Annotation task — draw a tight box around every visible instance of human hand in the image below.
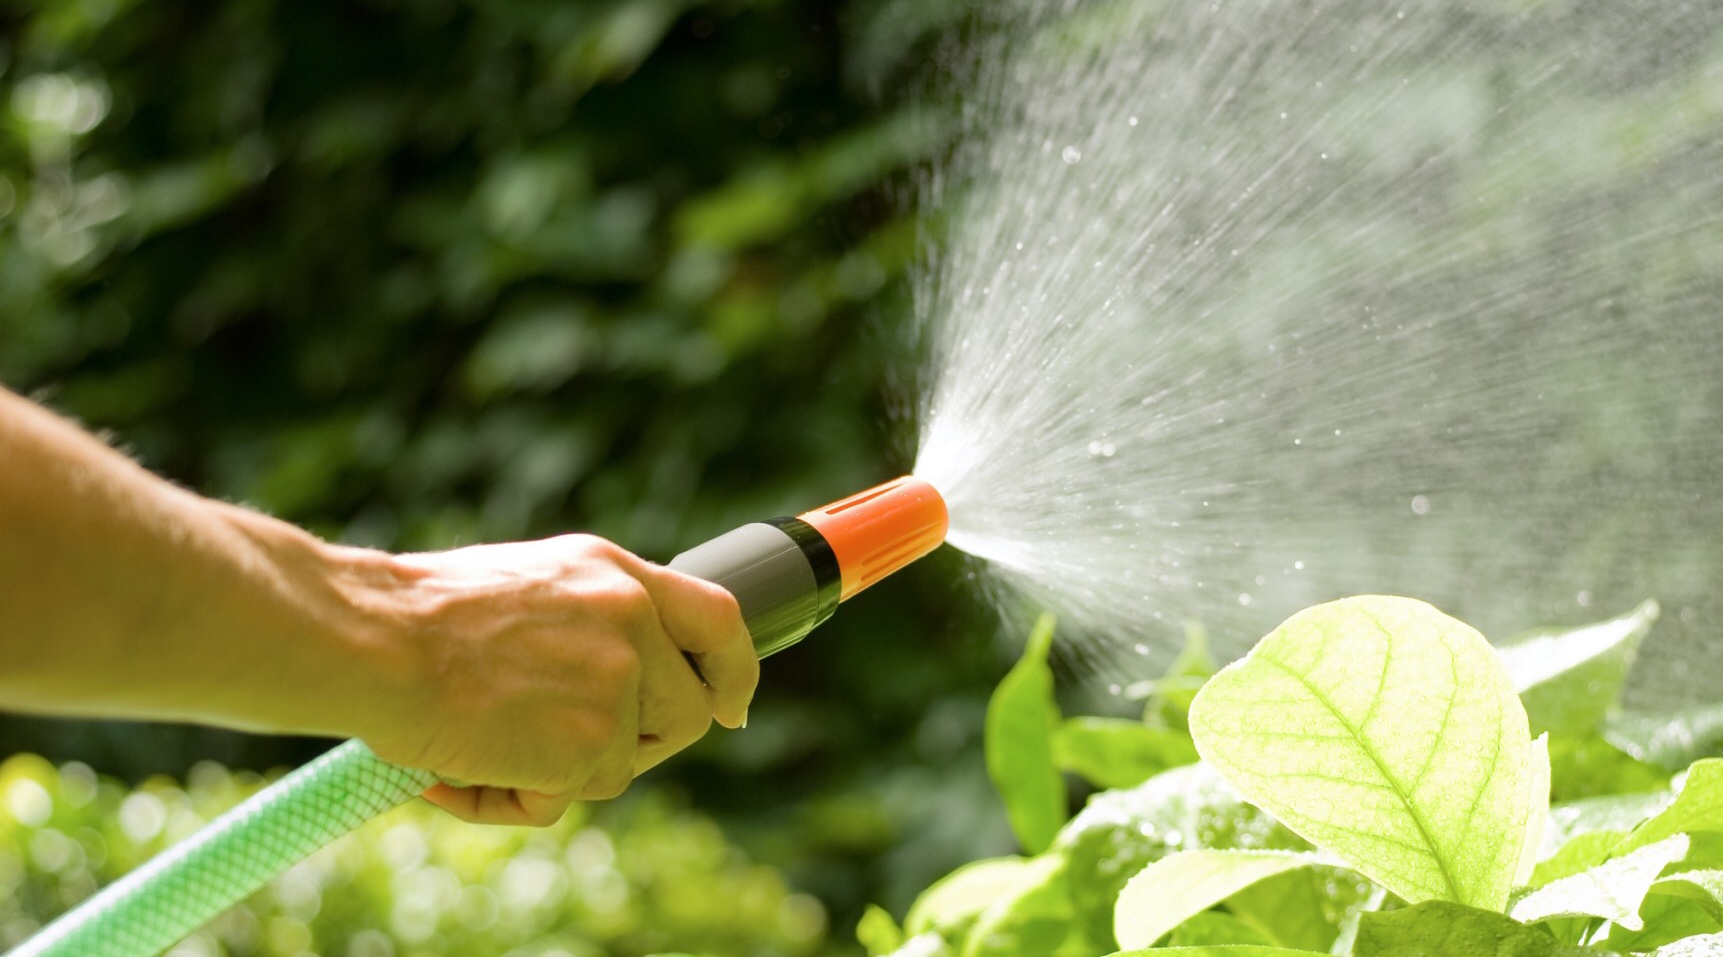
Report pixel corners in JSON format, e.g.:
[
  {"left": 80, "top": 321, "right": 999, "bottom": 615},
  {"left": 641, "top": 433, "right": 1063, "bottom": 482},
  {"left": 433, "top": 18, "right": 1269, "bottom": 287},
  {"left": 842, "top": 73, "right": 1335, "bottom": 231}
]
[{"left": 356, "top": 535, "right": 757, "bottom": 827}]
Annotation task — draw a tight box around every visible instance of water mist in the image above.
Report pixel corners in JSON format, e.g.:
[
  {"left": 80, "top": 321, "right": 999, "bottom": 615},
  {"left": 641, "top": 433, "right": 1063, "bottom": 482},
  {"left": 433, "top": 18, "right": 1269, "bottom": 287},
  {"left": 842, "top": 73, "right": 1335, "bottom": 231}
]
[{"left": 910, "top": 0, "right": 1723, "bottom": 707}]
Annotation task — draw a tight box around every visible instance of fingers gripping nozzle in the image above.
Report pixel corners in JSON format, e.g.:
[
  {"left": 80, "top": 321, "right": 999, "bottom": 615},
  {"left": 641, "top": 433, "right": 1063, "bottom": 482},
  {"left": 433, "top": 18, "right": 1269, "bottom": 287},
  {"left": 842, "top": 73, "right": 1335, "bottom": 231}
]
[{"left": 667, "top": 477, "right": 948, "bottom": 657}]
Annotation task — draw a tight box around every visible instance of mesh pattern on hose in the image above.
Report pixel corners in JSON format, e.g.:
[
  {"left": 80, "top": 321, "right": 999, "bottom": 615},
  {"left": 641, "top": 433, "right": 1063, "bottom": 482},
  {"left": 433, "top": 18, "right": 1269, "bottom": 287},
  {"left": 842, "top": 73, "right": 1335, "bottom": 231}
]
[{"left": 11, "top": 740, "right": 436, "bottom": 957}]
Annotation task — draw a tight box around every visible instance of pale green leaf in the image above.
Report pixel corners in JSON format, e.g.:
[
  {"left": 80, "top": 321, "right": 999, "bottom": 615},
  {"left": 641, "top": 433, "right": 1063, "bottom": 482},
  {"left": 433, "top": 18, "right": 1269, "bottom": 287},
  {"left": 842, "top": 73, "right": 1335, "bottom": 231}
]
[
  {"left": 1354, "top": 900, "right": 1598, "bottom": 957},
  {"left": 1166, "top": 910, "right": 1277, "bottom": 946},
  {"left": 1647, "top": 931, "right": 1723, "bottom": 955},
  {"left": 1544, "top": 792, "right": 1673, "bottom": 856},
  {"left": 1189, "top": 596, "right": 1533, "bottom": 909},
  {"left": 904, "top": 857, "right": 1035, "bottom": 939},
  {"left": 1136, "top": 620, "right": 1216, "bottom": 732},
  {"left": 1055, "top": 762, "right": 1308, "bottom": 946},
  {"left": 986, "top": 613, "right": 1065, "bottom": 854},
  {"left": 1113, "top": 849, "right": 1320, "bottom": 949},
  {"left": 1517, "top": 733, "right": 1552, "bottom": 886},
  {"left": 1607, "top": 704, "right": 1723, "bottom": 773},
  {"left": 859, "top": 904, "right": 906, "bottom": 956},
  {"left": 1105, "top": 948, "right": 1325, "bottom": 957},
  {"left": 1226, "top": 863, "right": 1379, "bottom": 953},
  {"left": 1053, "top": 717, "right": 1199, "bottom": 790},
  {"left": 960, "top": 854, "right": 1082, "bottom": 957},
  {"left": 1604, "top": 893, "right": 1723, "bottom": 952},
  {"left": 1531, "top": 830, "right": 1627, "bottom": 887},
  {"left": 1618, "top": 760, "right": 1723, "bottom": 856},
  {"left": 1498, "top": 600, "right": 1658, "bottom": 737},
  {"left": 1509, "top": 834, "right": 1689, "bottom": 930},
  {"left": 1649, "top": 869, "right": 1723, "bottom": 924}
]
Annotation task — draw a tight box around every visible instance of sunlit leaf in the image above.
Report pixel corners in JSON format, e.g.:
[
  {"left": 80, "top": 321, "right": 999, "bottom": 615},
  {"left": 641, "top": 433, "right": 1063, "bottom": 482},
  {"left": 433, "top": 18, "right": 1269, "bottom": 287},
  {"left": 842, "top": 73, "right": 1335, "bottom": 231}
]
[
  {"left": 1054, "top": 762, "right": 1307, "bottom": 946},
  {"left": 1647, "top": 870, "right": 1723, "bottom": 924},
  {"left": 1498, "top": 600, "right": 1658, "bottom": 738},
  {"left": 859, "top": 904, "right": 906, "bottom": 956},
  {"left": 1617, "top": 760, "right": 1723, "bottom": 856},
  {"left": 986, "top": 614, "right": 1066, "bottom": 854},
  {"left": 1189, "top": 596, "right": 1534, "bottom": 909},
  {"left": 1509, "top": 834, "right": 1689, "bottom": 930},
  {"left": 1113, "top": 849, "right": 1320, "bottom": 949},
  {"left": 1353, "top": 900, "right": 1594, "bottom": 957},
  {"left": 904, "top": 857, "right": 1036, "bottom": 940}
]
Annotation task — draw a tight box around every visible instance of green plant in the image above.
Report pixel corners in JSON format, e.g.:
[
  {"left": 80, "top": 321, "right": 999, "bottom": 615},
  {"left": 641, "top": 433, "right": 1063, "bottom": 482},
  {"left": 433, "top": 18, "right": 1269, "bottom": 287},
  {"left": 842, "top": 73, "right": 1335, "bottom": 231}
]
[
  {"left": 0, "top": 757, "right": 828, "bottom": 957},
  {"left": 861, "top": 595, "right": 1723, "bottom": 956}
]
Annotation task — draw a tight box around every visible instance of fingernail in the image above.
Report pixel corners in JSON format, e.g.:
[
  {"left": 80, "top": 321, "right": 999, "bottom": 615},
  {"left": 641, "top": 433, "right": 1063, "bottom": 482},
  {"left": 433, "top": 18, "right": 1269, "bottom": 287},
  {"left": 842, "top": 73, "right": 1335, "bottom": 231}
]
[{"left": 740, "top": 708, "right": 749, "bottom": 730}]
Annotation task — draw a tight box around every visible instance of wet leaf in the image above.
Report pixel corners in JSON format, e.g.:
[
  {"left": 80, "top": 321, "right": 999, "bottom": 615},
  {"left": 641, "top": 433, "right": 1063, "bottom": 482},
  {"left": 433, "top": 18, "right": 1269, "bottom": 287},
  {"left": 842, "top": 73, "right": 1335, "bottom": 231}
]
[
  {"left": 1499, "top": 600, "right": 1658, "bottom": 738},
  {"left": 1113, "top": 849, "right": 1320, "bottom": 949},
  {"left": 1354, "top": 900, "right": 1595, "bottom": 957},
  {"left": 1054, "top": 763, "right": 1307, "bottom": 946},
  {"left": 1509, "top": 834, "right": 1689, "bottom": 929},
  {"left": 1189, "top": 596, "right": 1534, "bottom": 909}
]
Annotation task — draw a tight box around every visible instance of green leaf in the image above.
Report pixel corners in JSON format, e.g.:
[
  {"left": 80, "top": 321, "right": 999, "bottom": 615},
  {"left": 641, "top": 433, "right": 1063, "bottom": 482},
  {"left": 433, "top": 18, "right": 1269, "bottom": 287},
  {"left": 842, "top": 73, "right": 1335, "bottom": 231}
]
[
  {"left": 1166, "top": 910, "right": 1278, "bottom": 946},
  {"left": 1113, "top": 849, "right": 1321, "bottom": 949},
  {"left": 858, "top": 904, "right": 906, "bottom": 956},
  {"left": 1226, "top": 862, "right": 1380, "bottom": 952},
  {"left": 1106, "top": 948, "right": 1325, "bottom": 957},
  {"left": 1055, "top": 763, "right": 1309, "bottom": 946},
  {"left": 1531, "top": 831, "right": 1627, "bottom": 887},
  {"left": 1607, "top": 705, "right": 1723, "bottom": 773},
  {"left": 1648, "top": 869, "right": 1723, "bottom": 924},
  {"left": 1053, "top": 717, "right": 1200, "bottom": 790},
  {"left": 1545, "top": 734, "right": 1669, "bottom": 803},
  {"left": 1547, "top": 792, "right": 1675, "bottom": 849},
  {"left": 904, "top": 857, "right": 1037, "bottom": 940},
  {"left": 1498, "top": 600, "right": 1658, "bottom": 738},
  {"left": 986, "top": 613, "right": 1066, "bottom": 854},
  {"left": 1353, "top": 900, "right": 1598, "bottom": 957},
  {"left": 1647, "top": 933, "right": 1723, "bottom": 956},
  {"left": 1189, "top": 595, "right": 1535, "bottom": 909},
  {"left": 1618, "top": 760, "right": 1723, "bottom": 856},
  {"left": 1517, "top": 734, "right": 1553, "bottom": 886},
  {"left": 1509, "top": 834, "right": 1689, "bottom": 930},
  {"left": 1604, "top": 893, "right": 1723, "bottom": 952},
  {"left": 959, "top": 855, "right": 1083, "bottom": 957},
  {"left": 1139, "top": 620, "right": 1217, "bottom": 731}
]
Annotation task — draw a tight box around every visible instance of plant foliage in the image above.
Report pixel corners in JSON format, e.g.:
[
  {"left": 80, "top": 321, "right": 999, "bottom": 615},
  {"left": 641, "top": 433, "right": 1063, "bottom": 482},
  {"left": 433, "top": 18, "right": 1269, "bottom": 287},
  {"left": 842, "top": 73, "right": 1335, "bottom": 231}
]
[{"left": 863, "top": 597, "right": 1723, "bottom": 957}]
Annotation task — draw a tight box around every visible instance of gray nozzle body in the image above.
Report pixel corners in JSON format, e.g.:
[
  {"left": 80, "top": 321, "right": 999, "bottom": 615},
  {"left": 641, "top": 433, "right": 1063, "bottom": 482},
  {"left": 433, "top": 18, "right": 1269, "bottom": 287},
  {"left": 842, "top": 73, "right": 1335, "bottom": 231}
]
[{"left": 667, "top": 517, "right": 841, "bottom": 657}]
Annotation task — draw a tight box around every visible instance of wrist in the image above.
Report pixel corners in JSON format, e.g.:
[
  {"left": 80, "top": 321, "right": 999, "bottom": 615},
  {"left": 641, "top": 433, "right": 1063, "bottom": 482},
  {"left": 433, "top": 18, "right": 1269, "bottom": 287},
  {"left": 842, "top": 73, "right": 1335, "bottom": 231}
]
[{"left": 192, "top": 502, "right": 427, "bottom": 743}]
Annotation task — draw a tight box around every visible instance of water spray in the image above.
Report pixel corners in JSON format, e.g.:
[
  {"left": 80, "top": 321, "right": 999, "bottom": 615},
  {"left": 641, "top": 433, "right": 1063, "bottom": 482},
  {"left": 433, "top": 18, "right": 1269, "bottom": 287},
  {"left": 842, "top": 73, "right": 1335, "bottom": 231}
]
[{"left": 12, "top": 476, "right": 948, "bottom": 957}]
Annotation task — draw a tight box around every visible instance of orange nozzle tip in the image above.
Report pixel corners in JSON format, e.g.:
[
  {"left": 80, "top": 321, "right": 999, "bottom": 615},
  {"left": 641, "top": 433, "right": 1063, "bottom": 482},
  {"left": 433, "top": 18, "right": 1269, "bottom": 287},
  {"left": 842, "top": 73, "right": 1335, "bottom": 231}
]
[{"left": 797, "top": 475, "right": 948, "bottom": 600}]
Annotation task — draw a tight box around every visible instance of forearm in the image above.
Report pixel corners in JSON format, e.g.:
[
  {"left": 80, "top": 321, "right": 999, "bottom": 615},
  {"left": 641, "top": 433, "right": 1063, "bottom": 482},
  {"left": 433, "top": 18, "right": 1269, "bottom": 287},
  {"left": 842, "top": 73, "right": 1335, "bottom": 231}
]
[{"left": 0, "top": 387, "right": 412, "bottom": 737}]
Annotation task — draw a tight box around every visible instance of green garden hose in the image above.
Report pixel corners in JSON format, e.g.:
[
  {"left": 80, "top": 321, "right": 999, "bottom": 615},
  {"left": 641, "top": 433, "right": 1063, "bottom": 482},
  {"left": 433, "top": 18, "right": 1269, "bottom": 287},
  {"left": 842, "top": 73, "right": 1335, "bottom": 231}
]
[
  {"left": 10, "top": 740, "right": 433, "bottom": 957},
  {"left": 12, "top": 477, "right": 948, "bottom": 956}
]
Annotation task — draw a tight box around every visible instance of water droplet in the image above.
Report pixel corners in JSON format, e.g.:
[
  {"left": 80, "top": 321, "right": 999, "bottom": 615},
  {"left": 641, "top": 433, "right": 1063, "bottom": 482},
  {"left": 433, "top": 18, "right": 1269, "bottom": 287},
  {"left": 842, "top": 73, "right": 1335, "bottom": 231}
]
[
  {"left": 1128, "top": 116, "right": 1138, "bottom": 126},
  {"left": 1133, "top": 643, "right": 1149, "bottom": 655},
  {"left": 1238, "top": 593, "right": 1253, "bottom": 607},
  {"left": 1577, "top": 590, "right": 1592, "bottom": 607},
  {"left": 1294, "top": 561, "right": 1305, "bottom": 570},
  {"left": 1061, "top": 145, "right": 1082, "bottom": 164},
  {"left": 1411, "top": 495, "right": 1430, "bottom": 515}
]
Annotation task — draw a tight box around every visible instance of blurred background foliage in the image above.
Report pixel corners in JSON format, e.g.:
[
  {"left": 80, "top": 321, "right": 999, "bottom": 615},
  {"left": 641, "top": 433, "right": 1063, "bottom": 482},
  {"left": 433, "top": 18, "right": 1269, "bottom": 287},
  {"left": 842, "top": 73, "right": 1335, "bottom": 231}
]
[{"left": 0, "top": 0, "right": 1026, "bottom": 952}]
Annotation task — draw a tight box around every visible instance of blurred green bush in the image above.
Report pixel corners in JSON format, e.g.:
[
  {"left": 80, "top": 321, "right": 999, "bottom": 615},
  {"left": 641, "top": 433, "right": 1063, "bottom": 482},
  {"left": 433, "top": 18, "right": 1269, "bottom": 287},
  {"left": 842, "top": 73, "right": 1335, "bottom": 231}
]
[
  {"left": 0, "top": 0, "right": 1018, "bottom": 941},
  {"left": 0, "top": 752, "right": 826, "bottom": 956}
]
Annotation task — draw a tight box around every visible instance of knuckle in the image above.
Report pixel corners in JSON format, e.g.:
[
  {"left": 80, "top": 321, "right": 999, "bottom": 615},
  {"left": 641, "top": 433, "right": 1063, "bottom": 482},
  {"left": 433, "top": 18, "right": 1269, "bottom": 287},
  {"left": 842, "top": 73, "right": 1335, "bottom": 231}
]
[
  {"left": 525, "top": 801, "right": 569, "bottom": 828},
  {"left": 582, "top": 770, "right": 631, "bottom": 801},
  {"left": 591, "top": 577, "right": 657, "bottom": 629},
  {"left": 589, "top": 637, "right": 643, "bottom": 688}
]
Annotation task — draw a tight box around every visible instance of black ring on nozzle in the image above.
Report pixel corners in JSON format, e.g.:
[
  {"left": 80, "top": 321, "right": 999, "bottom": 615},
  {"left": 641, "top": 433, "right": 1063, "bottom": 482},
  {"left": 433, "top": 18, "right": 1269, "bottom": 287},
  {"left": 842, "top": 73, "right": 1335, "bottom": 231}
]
[{"left": 766, "top": 516, "right": 842, "bottom": 624}]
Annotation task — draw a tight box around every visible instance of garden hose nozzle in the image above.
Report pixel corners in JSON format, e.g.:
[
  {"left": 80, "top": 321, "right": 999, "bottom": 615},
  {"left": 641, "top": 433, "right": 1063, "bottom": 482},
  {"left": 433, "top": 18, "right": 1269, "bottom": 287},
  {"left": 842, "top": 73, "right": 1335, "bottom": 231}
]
[
  {"left": 669, "top": 475, "right": 949, "bottom": 656},
  {"left": 14, "top": 475, "right": 949, "bottom": 957}
]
